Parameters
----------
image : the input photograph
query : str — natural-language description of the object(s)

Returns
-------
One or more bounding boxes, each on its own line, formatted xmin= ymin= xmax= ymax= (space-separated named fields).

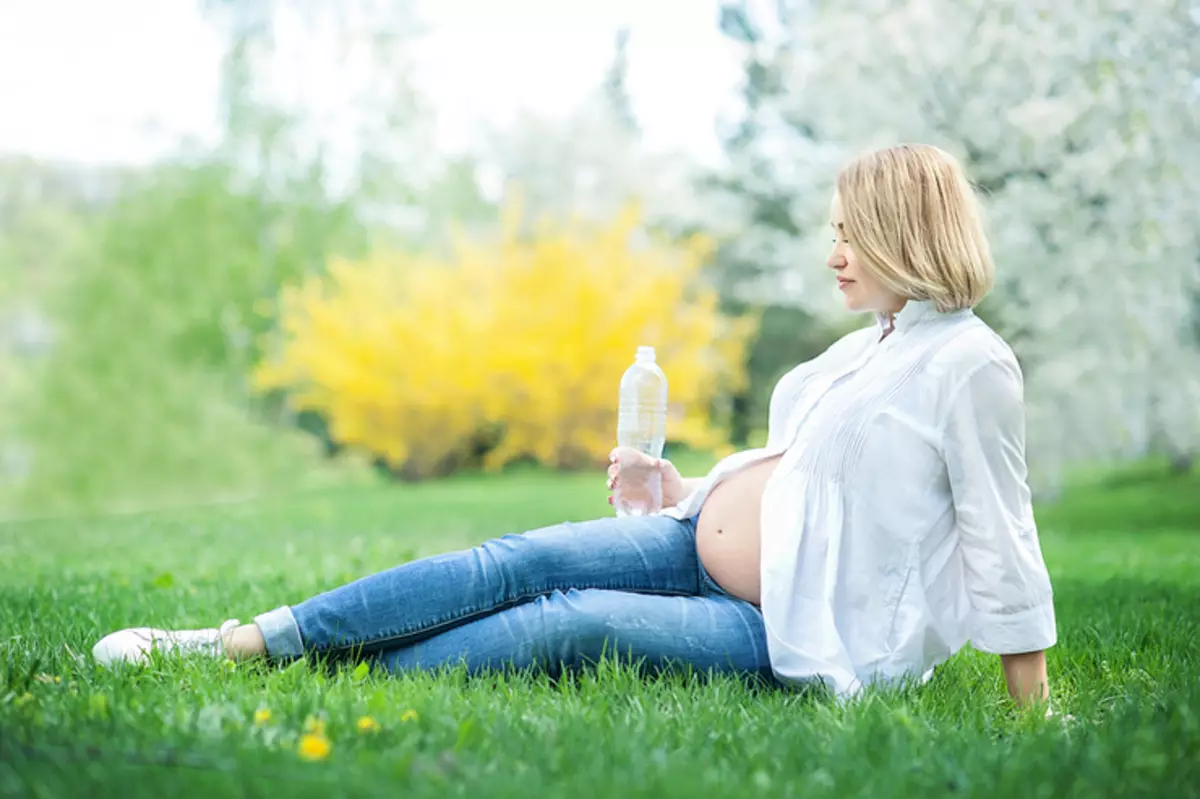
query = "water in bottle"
xmin=614 ymin=345 xmax=668 ymax=516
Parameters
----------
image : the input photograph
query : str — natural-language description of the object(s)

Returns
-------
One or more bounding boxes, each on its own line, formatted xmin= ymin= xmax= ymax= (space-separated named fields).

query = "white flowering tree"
xmin=478 ymin=29 xmax=706 ymax=234
xmin=713 ymin=0 xmax=1200 ymax=491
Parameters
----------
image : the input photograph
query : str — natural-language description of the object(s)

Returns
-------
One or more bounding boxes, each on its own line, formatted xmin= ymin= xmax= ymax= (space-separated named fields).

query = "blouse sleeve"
xmin=939 ymin=352 xmax=1058 ymax=655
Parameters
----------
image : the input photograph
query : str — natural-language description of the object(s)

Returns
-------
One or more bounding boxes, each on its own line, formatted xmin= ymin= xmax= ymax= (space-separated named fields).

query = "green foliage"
xmin=0 ymin=158 xmax=112 ymax=513
xmin=0 ymin=465 xmax=1197 ymax=796
xmin=9 ymin=161 xmax=372 ymax=518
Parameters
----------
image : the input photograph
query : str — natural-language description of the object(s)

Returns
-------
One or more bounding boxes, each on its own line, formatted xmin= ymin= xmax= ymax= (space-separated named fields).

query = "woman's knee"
xmin=534 ymin=589 xmax=636 ymax=667
xmin=476 ymin=522 xmax=584 ymax=586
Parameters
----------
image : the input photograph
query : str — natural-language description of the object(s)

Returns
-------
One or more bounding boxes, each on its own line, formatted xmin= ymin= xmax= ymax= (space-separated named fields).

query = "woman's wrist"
xmin=1001 ymin=650 xmax=1050 ymax=708
xmin=660 ymin=465 xmax=699 ymax=507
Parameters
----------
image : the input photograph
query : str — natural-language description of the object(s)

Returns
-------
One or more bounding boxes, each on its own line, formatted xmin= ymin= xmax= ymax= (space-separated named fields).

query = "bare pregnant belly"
xmin=695 ymin=454 xmax=783 ymax=606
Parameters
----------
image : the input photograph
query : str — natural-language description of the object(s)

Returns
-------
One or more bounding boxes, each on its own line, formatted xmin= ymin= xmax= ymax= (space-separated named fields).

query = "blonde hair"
xmin=835 ymin=143 xmax=994 ymax=312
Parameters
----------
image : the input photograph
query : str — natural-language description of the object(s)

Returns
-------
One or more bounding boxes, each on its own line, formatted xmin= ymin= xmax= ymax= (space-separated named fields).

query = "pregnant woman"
xmin=93 ymin=143 xmax=1058 ymax=707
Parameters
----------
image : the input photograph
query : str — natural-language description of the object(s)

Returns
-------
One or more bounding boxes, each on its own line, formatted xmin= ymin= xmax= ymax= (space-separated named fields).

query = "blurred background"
xmin=1 ymin=0 xmax=1197 ymax=521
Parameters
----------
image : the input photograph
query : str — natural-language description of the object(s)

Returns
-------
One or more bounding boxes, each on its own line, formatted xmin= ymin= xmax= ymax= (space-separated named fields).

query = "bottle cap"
xmin=636 ymin=346 xmax=655 ymax=361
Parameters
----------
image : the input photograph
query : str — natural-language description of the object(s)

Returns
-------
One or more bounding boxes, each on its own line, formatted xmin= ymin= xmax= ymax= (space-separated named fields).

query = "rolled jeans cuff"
xmin=254 ymin=605 xmax=305 ymax=660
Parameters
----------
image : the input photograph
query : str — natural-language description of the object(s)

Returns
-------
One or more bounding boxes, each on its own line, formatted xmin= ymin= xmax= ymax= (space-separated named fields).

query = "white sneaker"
xmin=92 ymin=619 xmax=241 ymax=667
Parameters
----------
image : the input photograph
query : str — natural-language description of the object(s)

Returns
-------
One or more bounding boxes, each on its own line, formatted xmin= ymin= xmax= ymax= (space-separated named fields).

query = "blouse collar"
xmin=875 ymin=299 xmax=944 ymax=336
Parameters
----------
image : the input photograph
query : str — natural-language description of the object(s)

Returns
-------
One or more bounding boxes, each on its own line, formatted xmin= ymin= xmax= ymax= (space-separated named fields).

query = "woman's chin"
xmin=841 ymin=293 xmax=866 ymax=312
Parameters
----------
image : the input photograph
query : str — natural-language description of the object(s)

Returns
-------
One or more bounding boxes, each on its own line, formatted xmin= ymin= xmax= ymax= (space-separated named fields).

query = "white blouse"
xmin=663 ymin=299 xmax=1057 ymax=697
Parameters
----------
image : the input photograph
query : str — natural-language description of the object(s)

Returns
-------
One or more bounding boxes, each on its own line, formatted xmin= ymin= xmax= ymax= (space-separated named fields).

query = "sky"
xmin=0 ymin=0 xmax=745 ymax=166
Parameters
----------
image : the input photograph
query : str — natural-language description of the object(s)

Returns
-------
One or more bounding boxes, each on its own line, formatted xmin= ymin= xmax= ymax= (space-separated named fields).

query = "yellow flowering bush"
xmin=253 ymin=201 xmax=756 ymax=478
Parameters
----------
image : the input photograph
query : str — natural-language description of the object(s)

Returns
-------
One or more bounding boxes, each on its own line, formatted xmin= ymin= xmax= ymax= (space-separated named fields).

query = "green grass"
xmin=2 ymin=460 xmax=1199 ymax=798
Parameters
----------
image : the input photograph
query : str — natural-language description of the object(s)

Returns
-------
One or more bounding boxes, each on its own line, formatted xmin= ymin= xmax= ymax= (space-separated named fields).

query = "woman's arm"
xmin=658 ymin=462 xmax=703 ymax=508
xmin=676 ymin=475 xmax=705 ymax=498
xmin=939 ymin=349 xmax=1059 ymax=708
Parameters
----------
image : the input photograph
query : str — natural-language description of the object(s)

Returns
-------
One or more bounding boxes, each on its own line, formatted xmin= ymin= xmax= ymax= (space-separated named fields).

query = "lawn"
xmin=2 ymin=457 xmax=1198 ymax=798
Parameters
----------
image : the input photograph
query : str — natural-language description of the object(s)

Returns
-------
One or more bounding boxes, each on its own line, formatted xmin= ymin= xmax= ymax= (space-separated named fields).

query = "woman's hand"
xmin=607 ymin=447 xmax=686 ymax=512
xmin=1000 ymin=650 xmax=1071 ymax=720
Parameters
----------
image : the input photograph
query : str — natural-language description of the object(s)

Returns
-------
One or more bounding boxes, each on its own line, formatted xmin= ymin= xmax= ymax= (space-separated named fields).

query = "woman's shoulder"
xmin=776 ymin=324 xmax=876 ymax=382
xmin=827 ymin=323 xmax=880 ymax=359
xmin=927 ymin=315 xmax=1023 ymax=389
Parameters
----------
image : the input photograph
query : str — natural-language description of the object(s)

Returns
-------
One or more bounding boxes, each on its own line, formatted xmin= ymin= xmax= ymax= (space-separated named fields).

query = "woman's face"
xmin=827 ymin=193 xmax=906 ymax=315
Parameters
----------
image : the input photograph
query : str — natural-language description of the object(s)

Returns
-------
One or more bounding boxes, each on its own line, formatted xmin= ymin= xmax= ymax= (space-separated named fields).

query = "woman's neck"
xmin=876 ymin=300 xmax=906 ymax=341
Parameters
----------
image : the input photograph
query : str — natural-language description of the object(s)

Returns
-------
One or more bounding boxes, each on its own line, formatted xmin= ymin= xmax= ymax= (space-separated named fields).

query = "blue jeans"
xmin=253 ymin=514 xmax=775 ymax=682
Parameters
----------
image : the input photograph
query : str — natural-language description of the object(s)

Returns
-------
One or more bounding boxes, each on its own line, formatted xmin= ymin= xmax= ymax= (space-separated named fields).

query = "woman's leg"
xmin=375 ymin=587 xmax=775 ymax=683
xmin=249 ymin=514 xmax=705 ymax=662
xmin=92 ymin=514 xmax=709 ymax=668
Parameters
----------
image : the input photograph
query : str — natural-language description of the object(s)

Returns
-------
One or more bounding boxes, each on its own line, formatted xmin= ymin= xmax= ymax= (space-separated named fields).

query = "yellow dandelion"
xmin=303 ymin=715 xmax=326 ymax=736
xmin=356 ymin=716 xmax=381 ymax=734
xmin=400 ymin=709 xmax=419 ymax=724
xmin=297 ymin=733 xmax=331 ymax=761
xmin=253 ymin=708 xmax=272 ymax=726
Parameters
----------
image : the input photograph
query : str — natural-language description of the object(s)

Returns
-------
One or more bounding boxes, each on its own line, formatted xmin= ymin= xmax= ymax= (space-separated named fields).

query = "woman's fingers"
xmin=607 ymin=447 xmax=660 ymax=496
xmin=611 ymin=446 xmax=654 ymax=466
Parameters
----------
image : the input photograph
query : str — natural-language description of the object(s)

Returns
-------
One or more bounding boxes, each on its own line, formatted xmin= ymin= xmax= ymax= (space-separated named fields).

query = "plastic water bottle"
xmin=614 ymin=345 xmax=668 ymax=516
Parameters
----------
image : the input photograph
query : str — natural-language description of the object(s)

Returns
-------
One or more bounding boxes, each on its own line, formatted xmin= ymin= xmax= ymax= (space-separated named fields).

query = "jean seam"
xmin=307 ymin=514 xmax=704 ymax=656
xmin=311 ymin=581 xmax=699 ymax=656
